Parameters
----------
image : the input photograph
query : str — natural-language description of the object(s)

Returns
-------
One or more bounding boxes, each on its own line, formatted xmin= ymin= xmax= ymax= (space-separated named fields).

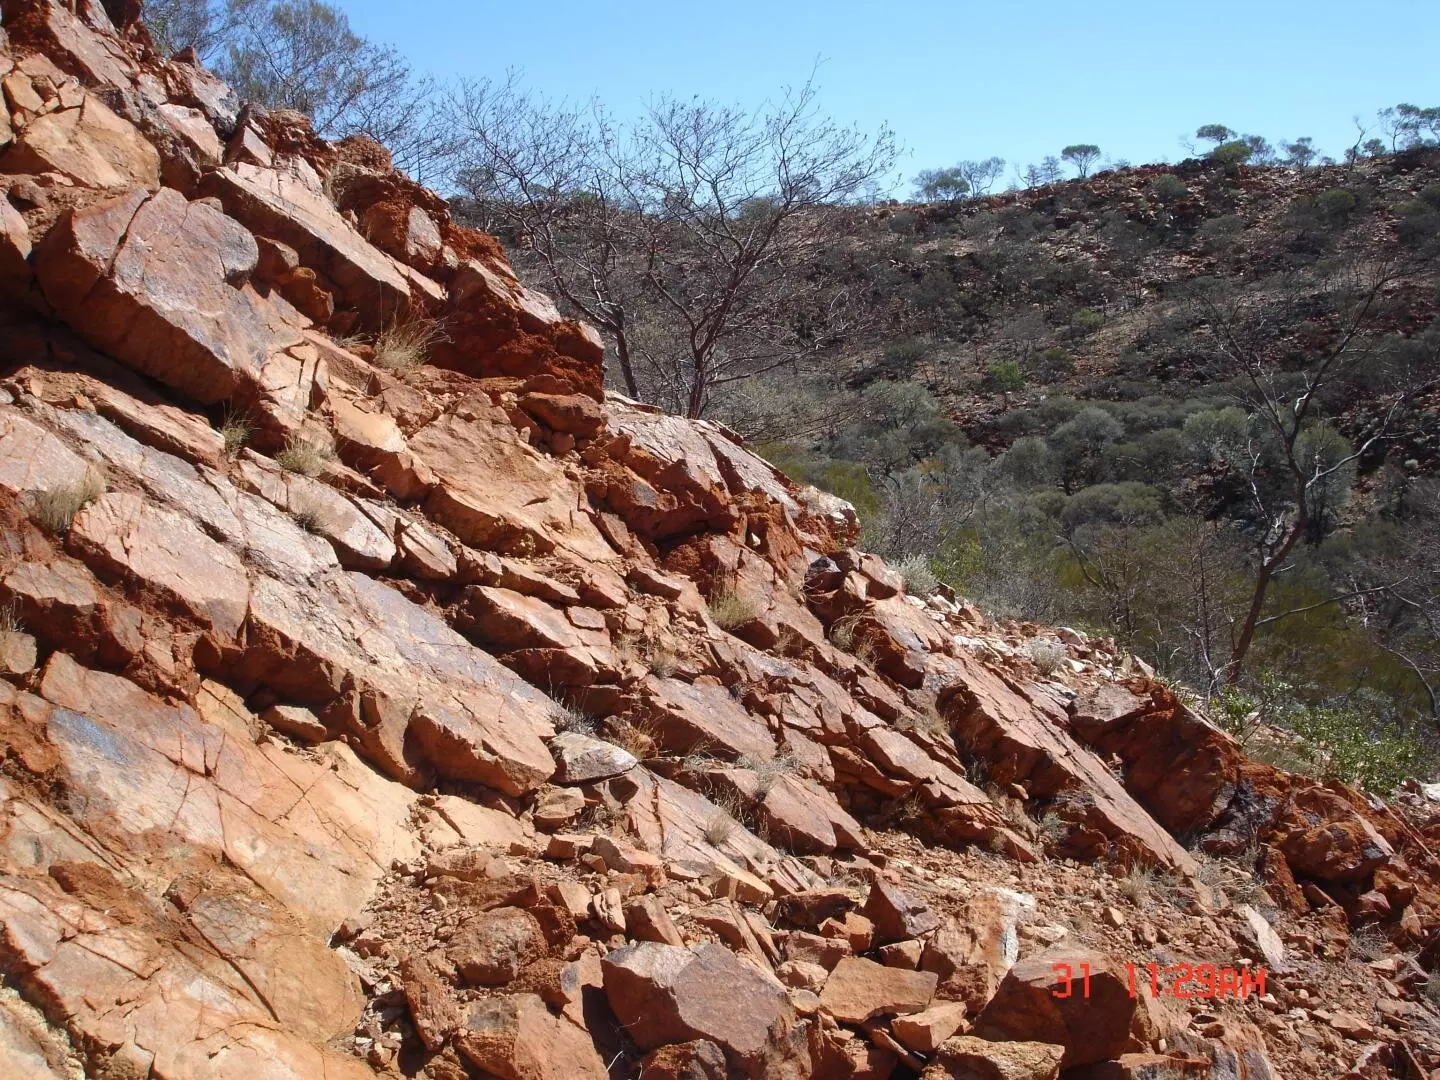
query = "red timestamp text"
xmin=1051 ymin=962 xmax=1267 ymax=1001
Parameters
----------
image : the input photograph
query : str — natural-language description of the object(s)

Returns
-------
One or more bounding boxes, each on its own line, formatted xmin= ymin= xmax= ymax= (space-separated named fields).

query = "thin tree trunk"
xmin=1226 ymin=514 xmax=1306 ymax=685
xmin=614 ymin=329 xmax=639 ymax=399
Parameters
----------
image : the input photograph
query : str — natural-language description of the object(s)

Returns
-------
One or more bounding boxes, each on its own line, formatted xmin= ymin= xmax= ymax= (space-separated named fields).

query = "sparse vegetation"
xmin=0 ymin=602 xmax=23 ymax=636
xmin=708 ymin=585 xmax=761 ymax=631
xmin=1347 ymin=923 xmax=1390 ymax=962
xmin=372 ymin=318 xmax=444 ymax=378
xmin=829 ymin=613 xmax=862 ymax=652
xmin=220 ymin=408 xmax=251 ymax=457
xmin=1213 ymin=677 xmax=1429 ymax=795
xmin=288 ymin=495 xmax=333 ymax=534
xmin=606 ymin=715 xmax=661 ymax=760
xmin=703 ymin=809 xmax=737 ymax=848
xmin=551 ymin=696 xmax=597 ymax=736
xmin=895 ymin=701 xmax=949 ymax=739
xmin=31 ymin=469 xmax=106 ymax=534
xmin=276 ymin=431 xmax=336 ymax=477
xmin=736 ymin=751 xmax=797 ymax=799
xmin=895 ymin=554 xmax=938 ymax=598
xmin=616 ymin=632 xmax=683 ymax=677
xmin=1027 ymin=638 xmax=1068 ymax=676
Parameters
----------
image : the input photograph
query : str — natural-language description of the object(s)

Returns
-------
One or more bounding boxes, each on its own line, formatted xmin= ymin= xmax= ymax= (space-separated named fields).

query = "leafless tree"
xmin=447 ymin=73 xmax=897 ymax=417
xmin=1197 ymin=262 xmax=1419 ymax=684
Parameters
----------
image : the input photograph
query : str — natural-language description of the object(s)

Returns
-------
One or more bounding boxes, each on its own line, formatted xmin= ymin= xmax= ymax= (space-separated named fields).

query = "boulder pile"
xmin=0 ymin=3 xmax=1437 ymax=1077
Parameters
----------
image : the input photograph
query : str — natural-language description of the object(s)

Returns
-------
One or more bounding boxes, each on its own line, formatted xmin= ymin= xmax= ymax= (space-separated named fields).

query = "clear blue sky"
xmin=343 ymin=0 xmax=1438 ymax=193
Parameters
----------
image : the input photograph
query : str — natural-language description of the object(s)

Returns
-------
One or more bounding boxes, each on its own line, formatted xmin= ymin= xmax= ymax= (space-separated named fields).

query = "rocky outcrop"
xmin=0 ymin=5 xmax=1434 ymax=1079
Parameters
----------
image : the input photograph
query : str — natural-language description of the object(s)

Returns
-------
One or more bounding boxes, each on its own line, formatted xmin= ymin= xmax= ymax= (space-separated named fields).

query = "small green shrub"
xmin=982 ymin=360 xmax=1026 ymax=393
xmin=895 ymin=554 xmax=939 ymax=598
xmin=1212 ymin=676 xmax=1431 ymax=795
xmin=1070 ymin=307 xmax=1106 ymax=334
xmin=1150 ymin=174 xmax=1190 ymax=203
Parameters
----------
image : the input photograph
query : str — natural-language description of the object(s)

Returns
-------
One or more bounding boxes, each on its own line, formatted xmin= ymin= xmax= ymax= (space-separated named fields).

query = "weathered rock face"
xmin=0 ymin=7 xmax=1430 ymax=1080
xmin=601 ymin=942 xmax=798 ymax=1077
xmin=34 ymin=186 xmax=299 ymax=408
xmin=974 ymin=947 xmax=1165 ymax=1069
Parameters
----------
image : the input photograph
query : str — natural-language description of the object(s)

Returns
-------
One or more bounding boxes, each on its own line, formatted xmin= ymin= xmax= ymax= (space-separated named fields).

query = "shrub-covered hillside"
xmin=704 ymin=150 xmax=1440 ymax=779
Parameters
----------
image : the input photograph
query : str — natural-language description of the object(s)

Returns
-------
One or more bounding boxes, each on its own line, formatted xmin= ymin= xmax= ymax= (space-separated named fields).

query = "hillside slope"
xmin=0 ymin=3 xmax=1438 ymax=1078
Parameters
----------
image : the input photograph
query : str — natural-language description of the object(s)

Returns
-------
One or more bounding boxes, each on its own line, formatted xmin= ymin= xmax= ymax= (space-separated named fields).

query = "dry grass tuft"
xmin=31 ymin=468 xmax=106 ymax=534
xmin=896 ymin=700 xmax=949 ymax=739
xmin=704 ymin=809 xmax=737 ymax=848
xmin=616 ymin=632 xmax=684 ymax=678
xmin=276 ymin=431 xmax=336 ymax=477
xmin=708 ymin=584 xmax=761 ymax=631
xmin=0 ymin=602 xmax=23 ymax=636
xmin=288 ymin=495 xmax=334 ymax=534
xmin=373 ymin=318 xmax=444 ymax=379
xmin=1347 ymin=923 xmax=1390 ymax=962
xmin=829 ymin=613 xmax=861 ymax=652
xmin=737 ymin=751 xmax=797 ymax=799
xmin=553 ymin=699 xmax=597 ymax=736
xmin=220 ymin=408 xmax=251 ymax=457
xmin=607 ymin=715 xmax=661 ymax=760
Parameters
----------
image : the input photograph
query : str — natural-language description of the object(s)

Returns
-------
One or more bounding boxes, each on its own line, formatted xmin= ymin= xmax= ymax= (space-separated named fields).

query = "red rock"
xmin=891 ymin=1000 xmax=968 ymax=1053
xmin=639 ymin=1039 xmax=729 ymax=1080
xmin=624 ymin=895 xmax=685 ymax=947
xmin=974 ymin=947 xmax=1157 ymax=1068
xmin=863 ymin=879 xmax=940 ymax=944
xmin=68 ymin=492 xmax=251 ymax=638
xmin=1060 ymin=1053 xmax=1210 ymax=1079
xmin=1069 ymin=683 xmax=1242 ymax=837
xmin=928 ymin=1035 xmax=1064 ymax=1080
xmin=447 ymin=907 xmax=547 ymax=985
xmin=638 ymin=676 xmax=776 ymax=762
xmin=34 ymin=187 xmax=300 ymax=408
xmin=463 ymin=585 xmax=588 ymax=651
xmin=0 ymin=91 xmax=159 ymax=190
xmin=411 ymin=408 xmax=615 ymax=563
xmin=602 ymin=942 xmax=797 ymax=1078
xmin=775 ymin=888 xmax=858 ymax=929
xmin=399 ymin=954 xmax=462 ymax=1052
xmin=456 ymin=993 xmax=607 ymax=1080
xmin=921 ymin=890 xmax=1034 ymax=1011
xmin=879 ymin=940 xmax=924 ymax=968
xmin=520 ymin=392 xmax=606 ymax=438
xmin=1281 ymin=819 xmax=1393 ymax=884
xmin=0 ymin=194 xmax=32 ymax=291
xmin=330 ymin=396 xmax=435 ymax=500
xmin=550 ymin=732 xmax=638 ymax=783
xmin=200 ymin=160 xmax=434 ymax=327
xmin=784 ymin=930 xmax=852 ymax=970
xmin=938 ymin=652 xmax=1197 ymax=876
xmin=818 ymin=956 xmax=938 ymax=1024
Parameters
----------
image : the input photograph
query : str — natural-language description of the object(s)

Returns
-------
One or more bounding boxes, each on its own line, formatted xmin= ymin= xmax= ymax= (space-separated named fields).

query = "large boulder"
xmin=0 ymin=89 xmax=158 ymax=190
xmin=818 ymin=956 xmax=938 ymax=1024
xmin=456 ymin=993 xmax=608 ymax=1080
xmin=601 ymin=942 xmax=798 ymax=1078
xmin=974 ymin=947 xmax=1163 ymax=1069
xmin=33 ymin=187 xmax=302 ymax=407
xmin=939 ymin=653 xmax=1197 ymax=876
